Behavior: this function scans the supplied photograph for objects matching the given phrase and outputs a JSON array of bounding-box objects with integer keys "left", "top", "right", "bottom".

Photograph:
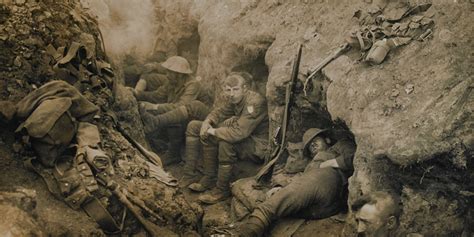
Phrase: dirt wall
[{"left": 151, "top": 0, "right": 473, "bottom": 235}]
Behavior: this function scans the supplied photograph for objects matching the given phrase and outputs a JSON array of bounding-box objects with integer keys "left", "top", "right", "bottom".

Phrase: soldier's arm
[
  {"left": 333, "top": 139, "right": 356, "bottom": 172},
  {"left": 213, "top": 99, "right": 267, "bottom": 143},
  {"left": 135, "top": 85, "right": 168, "bottom": 103},
  {"left": 175, "top": 81, "right": 200, "bottom": 106},
  {"left": 205, "top": 100, "right": 234, "bottom": 126}
]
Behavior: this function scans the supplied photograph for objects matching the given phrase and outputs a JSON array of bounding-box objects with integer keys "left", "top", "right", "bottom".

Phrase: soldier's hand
[
  {"left": 127, "top": 87, "right": 137, "bottom": 97},
  {"left": 139, "top": 101, "right": 158, "bottom": 111},
  {"left": 200, "top": 121, "right": 211, "bottom": 140},
  {"left": 319, "top": 159, "right": 339, "bottom": 168}
]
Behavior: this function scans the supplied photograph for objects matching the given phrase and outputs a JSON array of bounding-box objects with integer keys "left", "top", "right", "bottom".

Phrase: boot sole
[{"left": 188, "top": 184, "right": 215, "bottom": 193}]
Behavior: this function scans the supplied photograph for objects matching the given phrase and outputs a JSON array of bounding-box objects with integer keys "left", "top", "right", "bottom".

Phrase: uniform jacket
[
  {"left": 206, "top": 90, "right": 269, "bottom": 156},
  {"left": 311, "top": 137, "right": 356, "bottom": 183},
  {"left": 136, "top": 78, "right": 204, "bottom": 106}
]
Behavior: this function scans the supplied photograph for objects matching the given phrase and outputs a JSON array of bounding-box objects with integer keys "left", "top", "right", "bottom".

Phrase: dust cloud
[{"left": 80, "top": 0, "right": 158, "bottom": 60}]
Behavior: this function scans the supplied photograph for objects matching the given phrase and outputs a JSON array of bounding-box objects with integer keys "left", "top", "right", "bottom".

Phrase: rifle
[
  {"left": 96, "top": 175, "right": 171, "bottom": 236},
  {"left": 254, "top": 44, "right": 303, "bottom": 183},
  {"left": 115, "top": 123, "right": 163, "bottom": 167},
  {"left": 105, "top": 111, "right": 163, "bottom": 167},
  {"left": 303, "top": 43, "right": 351, "bottom": 96}
]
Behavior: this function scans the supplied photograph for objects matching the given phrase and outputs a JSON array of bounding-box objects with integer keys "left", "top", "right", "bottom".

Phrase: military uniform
[
  {"left": 185, "top": 90, "right": 268, "bottom": 204},
  {"left": 133, "top": 73, "right": 169, "bottom": 104},
  {"left": 136, "top": 56, "right": 210, "bottom": 165},
  {"left": 241, "top": 135, "right": 356, "bottom": 236},
  {"left": 188, "top": 90, "right": 268, "bottom": 160}
]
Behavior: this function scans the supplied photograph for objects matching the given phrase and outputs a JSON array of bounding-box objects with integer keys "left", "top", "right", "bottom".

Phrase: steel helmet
[
  {"left": 302, "top": 128, "right": 328, "bottom": 156},
  {"left": 161, "top": 56, "right": 192, "bottom": 74}
]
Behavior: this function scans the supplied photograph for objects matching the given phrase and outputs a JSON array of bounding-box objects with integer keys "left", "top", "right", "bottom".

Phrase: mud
[{"left": 0, "top": 0, "right": 472, "bottom": 236}]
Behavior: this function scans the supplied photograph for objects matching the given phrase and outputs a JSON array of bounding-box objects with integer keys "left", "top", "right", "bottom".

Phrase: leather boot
[
  {"left": 198, "top": 164, "right": 232, "bottom": 204},
  {"left": 236, "top": 216, "right": 266, "bottom": 237},
  {"left": 161, "top": 126, "right": 184, "bottom": 166},
  {"left": 180, "top": 137, "right": 201, "bottom": 187},
  {"left": 188, "top": 146, "right": 217, "bottom": 192}
]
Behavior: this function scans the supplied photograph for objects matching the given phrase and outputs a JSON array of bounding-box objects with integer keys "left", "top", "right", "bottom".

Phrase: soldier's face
[
  {"left": 167, "top": 70, "right": 181, "bottom": 85},
  {"left": 224, "top": 82, "right": 247, "bottom": 104},
  {"left": 355, "top": 204, "right": 391, "bottom": 237},
  {"left": 309, "top": 137, "right": 328, "bottom": 156}
]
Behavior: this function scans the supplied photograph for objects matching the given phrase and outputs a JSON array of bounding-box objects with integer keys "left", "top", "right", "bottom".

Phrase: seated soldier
[
  {"left": 182, "top": 72, "right": 269, "bottom": 204},
  {"left": 132, "top": 63, "right": 169, "bottom": 103},
  {"left": 238, "top": 128, "right": 356, "bottom": 236},
  {"left": 351, "top": 191, "right": 401, "bottom": 237},
  {"left": 136, "top": 56, "right": 210, "bottom": 165}
]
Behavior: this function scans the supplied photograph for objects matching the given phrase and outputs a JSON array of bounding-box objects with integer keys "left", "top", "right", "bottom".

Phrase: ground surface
[{"left": 0, "top": 0, "right": 472, "bottom": 236}]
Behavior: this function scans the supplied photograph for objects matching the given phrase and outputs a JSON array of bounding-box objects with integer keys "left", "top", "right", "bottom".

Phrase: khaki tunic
[{"left": 206, "top": 90, "right": 269, "bottom": 158}]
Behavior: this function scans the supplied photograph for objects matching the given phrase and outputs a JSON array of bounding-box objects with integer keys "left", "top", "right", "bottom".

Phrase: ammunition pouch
[{"left": 53, "top": 150, "right": 99, "bottom": 210}]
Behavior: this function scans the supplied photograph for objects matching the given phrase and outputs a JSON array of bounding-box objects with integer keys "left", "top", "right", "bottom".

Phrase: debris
[
  {"left": 391, "top": 89, "right": 400, "bottom": 98},
  {"left": 418, "top": 29, "right": 433, "bottom": 41},
  {"left": 12, "top": 142, "right": 22, "bottom": 153},
  {"left": 13, "top": 56, "right": 22, "bottom": 67},
  {"left": 0, "top": 101, "right": 16, "bottom": 122},
  {"left": 405, "top": 84, "right": 414, "bottom": 94}
]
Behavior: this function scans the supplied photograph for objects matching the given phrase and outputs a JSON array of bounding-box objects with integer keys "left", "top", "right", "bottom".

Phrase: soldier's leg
[
  {"left": 240, "top": 168, "right": 343, "bottom": 236},
  {"left": 198, "top": 140, "right": 238, "bottom": 204},
  {"left": 134, "top": 78, "right": 147, "bottom": 92},
  {"left": 181, "top": 120, "right": 203, "bottom": 187},
  {"left": 188, "top": 138, "right": 219, "bottom": 192},
  {"left": 142, "top": 101, "right": 209, "bottom": 132},
  {"left": 162, "top": 125, "right": 185, "bottom": 166},
  {"left": 237, "top": 137, "right": 265, "bottom": 164}
]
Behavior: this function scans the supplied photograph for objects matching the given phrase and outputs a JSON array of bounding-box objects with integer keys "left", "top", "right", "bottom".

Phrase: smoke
[{"left": 81, "top": 0, "right": 158, "bottom": 61}]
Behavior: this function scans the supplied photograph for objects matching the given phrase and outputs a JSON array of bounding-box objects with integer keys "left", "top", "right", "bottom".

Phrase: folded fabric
[{"left": 16, "top": 80, "right": 99, "bottom": 121}]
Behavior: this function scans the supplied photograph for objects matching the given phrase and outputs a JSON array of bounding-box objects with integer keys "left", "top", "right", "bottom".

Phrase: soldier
[
  {"left": 132, "top": 62, "right": 169, "bottom": 103},
  {"left": 351, "top": 191, "right": 401, "bottom": 237},
  {"left": 182, "top": 72, "right": 269, "bottom": 204},
  {"left": 238, "top": 128, "right": 356, "bottom": 236},
  {"left": 137, "top": 56, "right": 210, "bottom": 165}
]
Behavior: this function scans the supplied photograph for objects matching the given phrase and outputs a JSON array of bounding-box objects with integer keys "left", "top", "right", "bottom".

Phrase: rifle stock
[{"left": 255, "top": 44, "right": 302, "bottom": 182}]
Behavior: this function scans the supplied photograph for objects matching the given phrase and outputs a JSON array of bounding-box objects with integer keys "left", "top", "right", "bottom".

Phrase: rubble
[
  {"left": 0, "top": 0, "right": 471, "bottom": 236},
  {"left": 0, "top": 1, "right": 200, "bottom": 235}
]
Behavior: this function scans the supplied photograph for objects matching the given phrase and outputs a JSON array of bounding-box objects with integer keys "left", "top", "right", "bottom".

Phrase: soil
[{"left": 0, "top": 0, "right": 472, "bottom": 236}]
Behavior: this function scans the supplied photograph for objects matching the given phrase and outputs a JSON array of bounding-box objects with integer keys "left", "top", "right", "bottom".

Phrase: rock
[
  {"left": 0, "top": 100, "right": 16, "bottom": 122},
  {"left": 321, "top": 55, "right": 353, "bottom": 82},
  {"left": 390, "top": 89, "right": 400, "bottom": 98},
  {"left": 202, "top": 202, "right": 231, "bottom": 232},
  {"left": 0, "top": 188, "right": 44, "bottom": 236},
  {"left": 13, "top": 55, "right": 22, "bottom": 67},
  {"left": 14, "top": 0, "right": 25, "bottom": 5},
  {"left": 405, "top": 84, "right": 414, "bottom": 94}
]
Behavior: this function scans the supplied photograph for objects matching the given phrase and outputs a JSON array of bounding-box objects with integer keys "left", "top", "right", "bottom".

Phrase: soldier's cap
[
  {"left": 302, "top": 128, "right": 329, "bottom": 156},
  {"left": 161, "top": 56, "right": 192, "bottom": 74}
]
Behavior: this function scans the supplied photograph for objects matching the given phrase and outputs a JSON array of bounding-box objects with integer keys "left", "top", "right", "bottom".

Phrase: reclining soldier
[
  {"left": 182, "top": 72, "right": 269, "bottom": 204},
  {"left": 136, "top": 56, "right": 210, "bottom": 165},
  {"left": 238, "top": 128, "right": 356, "bottom": 236}
]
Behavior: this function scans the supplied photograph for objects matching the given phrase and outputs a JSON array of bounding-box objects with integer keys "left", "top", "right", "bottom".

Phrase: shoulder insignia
[{"left": 247, "top": 105, "right": 254, "bottom": 114}]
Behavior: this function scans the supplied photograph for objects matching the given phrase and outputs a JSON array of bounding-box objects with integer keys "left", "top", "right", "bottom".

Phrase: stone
[
  {"left": 405, "top": 84, "right": 414, "bottom": 94},
  {"left": 13, "top": 55, "right": 22, "bottom": 67},
  {"left": 0, "top": 101, "right": 16, "bottom": 122},
  {"left": 0, "top": 188, "right": 44, "bottom": 236},
  {"left": 14, "top": 0, "right": 25, "bottom": 5},
  {"left": 321, "top": 55, "right": 353, "bottom": 83},
  {"left": 202, "top": 202, "right": 231, "bottom": 229}
]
